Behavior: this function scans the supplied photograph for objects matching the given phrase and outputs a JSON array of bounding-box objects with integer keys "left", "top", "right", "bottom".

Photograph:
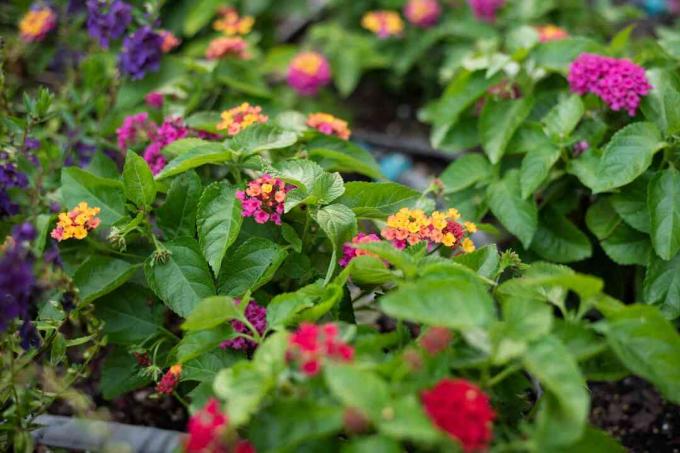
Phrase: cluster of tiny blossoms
[
  {"left": 19, "top": 4, "right": 57, "bottom": 42},
  {"left": 185, "top": 398, "right": 255, "bottom": 453},
  {"left": 286, "top": 323, "right": 354, "bottom": 376},
  {"left": 468, "top": 0, "right": 505, "bottom": 22},
  {"left": 421, "top": 379, "right": 495, "bottom": 452},
  {"left": 382, "top": 208, "right": 477, "bottom": 251},
  {"left": 361, "top": 11, "right": 404, "bottom": 38},
  {"left": 50, "top": 202, "right": 101, "bottom": 242},
  {"left": 237, "top": 174, "right": 293, "bottom": 225},
  {"left": 159, "top": 30, "right": 180, "bottom": 53},
  {"left": 213, "top": 7, "right": 254, "bottom": 36},
  {"left": 206, "top": 37, "right": 250, "bottom": 60},
  {"left": 404, "top": 0, "right": 441, "bottom": 28},
  {"left": 306, "top": 113, "right": 351, "bottom": 140},
  {"left": 221, "top": 300, "right": 267, "bottom": 351},
  {"left": 217, "top": 103, "right": 268, "bottom": 136},
  {"left": 287, "top": 51, "right": 332, "bottom": 96},
  {"left": 535, "top": 24, "right": 568, "bottom": 42},
  {"left": 156, "top": 364, "right": 182, "bottom": 394},
  {"left": 339, "top": 233, "right": 381, "bottom": 267},
  {"left": 568, "top": 53, "right": 652, "bottom": 116}
]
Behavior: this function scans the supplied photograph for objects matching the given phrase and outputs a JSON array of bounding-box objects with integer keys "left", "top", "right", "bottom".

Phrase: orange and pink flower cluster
[
  {"left": 208, "top": 8, "right": 253, "bottom": 60},
  {"left": 19, "top": 5, "right": 57, "bottom": 42},
  {"left": 287, "top": 51, "right": 332, "bottom": 96},
  {"left": 382, "top": 207, "right": 477, "bottom": 251},
  {"left": 361, "top": 10, "right": 405, "bottom": 38},
  {"left": 236, "top": 174, "right": 293, "bottom": 226},
  {"left": 216, "top": 103, "right": 268, "bottom": 136},
  {"left": 50, "top": 202, "right": 101, "bottom": 242},
  {"left": 306, "top": 113, "right": 351, "bottom": 140},
  {"left": 286, "top": 323, "right": 354, "bottom": 376}
]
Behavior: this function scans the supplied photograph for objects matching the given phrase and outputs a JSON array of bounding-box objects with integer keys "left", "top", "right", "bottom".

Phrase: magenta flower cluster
[
  {"left": 468, "top": 0, "right": 505, "bottom": 22},
  {"left": 339, "top": 233, "right": 381, "bottom": 267},
  {"left": 287, "top": 52, "right": 332, "bottom": 96},
  {"left": 221, "top": 300, "right": 267, "bottom": 351},
  {"left": 568, "top": 53, "right": 652, "bottom": 116},
  {"left": 236, "top": 174, "right": 293, "bottom": 225}
]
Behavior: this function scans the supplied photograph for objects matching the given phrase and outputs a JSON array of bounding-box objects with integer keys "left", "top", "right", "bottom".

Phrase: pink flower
[
  {"left": 404, "top": 0, "right": 441, "bottom": 28},
  {"left": 339, "top": 233, "right": 381, "bottom": 267},
  {"left": 116, "top": 112, "right": 154, "bottom": 150},
  {"left": 145, "top": 91, "right": 164, "bottom": 108},
  {"left": 206, "top": 37, "right": 250, "bottom": 60},
  {"left": 237, "top": 174, "right": 294, "bottom": 225},
  {"left": 186, "top": 398, "right": 228, "bottom": 453},
  {"left": 568, "top": 53, "right": 651, "bottom": 116},
  {"left": 142, "top": 117, "right": 189, "bottom": 174},
  {"left": 221, "top": 300, "right": 267, "bottom": 351},
  {"left": 468, "top": 0, "right": 505, "bottom": 22},
  {"left": 158, "top": 30, "right": 180, "bottom": 53},
  {"left": 287, "top": 323, "right": 354, "bottom": 376},
  {"left": 287, "top": 51, "right": 331, "bottom": 96}
]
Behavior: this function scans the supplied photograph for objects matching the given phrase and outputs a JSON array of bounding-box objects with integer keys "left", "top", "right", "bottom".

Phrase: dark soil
[{"left": 590, "top": 377, "right": 680, "bottom": 452}]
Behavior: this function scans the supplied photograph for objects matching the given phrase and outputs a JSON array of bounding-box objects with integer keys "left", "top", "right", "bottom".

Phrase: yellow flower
[
  {"left": 464, "top": 221, "right": 478, "bottom": 234},
  {"left": 461, "top": 238, "right": 476, "bottom": 253},
  {"left": 50, "top": 202, "right": 101, "bottom": 242}
]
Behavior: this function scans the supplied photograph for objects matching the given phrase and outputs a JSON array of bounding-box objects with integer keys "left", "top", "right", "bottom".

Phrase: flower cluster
[
  {"left": 421, "top": 379, "right": 495, "bottom": 452},
  {"left": 361, "top": 11, "right": 404, "bottom": 38},
  {"left": 236, "top": 174, "right": 293, "bottom": 225},
  {"left": 306, "top": 113, "right": 351, "bottom": 140},
  {"left": 86, "top": 0, "right": 131, "bottom": 48},
  {"left": 536, "top": 25, "right": 568, "bottom": 42},
  {"left": 287, "top": 52, "right": 332, "bottom": 96},
  {"left": 119, "top": 26, "right": 164, "bottom": 80},
  {"left": 381, "top": 207, "right": 477, "bottom": 252},
  {"left": 213, "top": 7, "right": 254, "bottom": 36},
  {"left": 206, "top": 37, "right": 251, "bottom": 60},
  {"left": 159, "top": 30, "right": 180, "bottom": 53},
  {"left": 419, "top": 327, "right": 452, "bottom": 356},
  {"left": 404, "top": 0, "right": 441, "bottom": 28},
  {"left": 143, "top": 117, "right": 189, "bottom": 174},
  {"left": 339, "top": 233, "right": 381, "bottom": 267},
  {"left": 50, "top": 202, "right": 101, "bottom": 242},
  {"left": 217, "top": 103, "right": 268, "bottom": 136},
  {"left": 287, "top": 323, "right": 354, "bottom": 376},
  {"left": 117, "top": 112, "right": 154, "bottom": 149},
  {"left": 145, "top": 92, "right": 164, "bottom": 109},
  {"left": 185, "top": 398, "right": 256, "bottom": 453},
  {"left": 19, "top": 4, "right": 57, "bottom": 42},
  {"left": 468, "top": 0, "right": 505, "bottom": 22},
  {"left": 156, "top": 364, "right": 182, "bottom": 394},
  {"left": 221, "top": 300, "right": 267, "bottom": 351},
  {"left": 0, "top": 156, "right": 29, "bottom": 219},
  {"left": 568, "top": 53, "right": 652, "bottom": 116}
]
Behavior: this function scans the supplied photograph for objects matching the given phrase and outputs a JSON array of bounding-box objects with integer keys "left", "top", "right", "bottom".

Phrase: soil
[{"left": 590, "top": 377, "right": 680, "bottom": 452}]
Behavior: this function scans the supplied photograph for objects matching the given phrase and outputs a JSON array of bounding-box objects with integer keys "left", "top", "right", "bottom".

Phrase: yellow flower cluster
[
  {"left": 50, "top": 202, "right": 101, "bottom": 242},
  {"left": 213, "top": 7, "right": 254, "bottom": 36},
  {"left": 216, "top": 102, "right": 268, "bottom": 136},
  {"left": 381, "top": 208, "right": 476, "bottom": 253},
  {"left": 361, "top": 11, "right": 404, "bottom": 38},
  {"left": 306, "top": 113, "right": 351, "bottom": 140},
  {"left": 19, "top": 7, "right": 56, "bottom": 42}
]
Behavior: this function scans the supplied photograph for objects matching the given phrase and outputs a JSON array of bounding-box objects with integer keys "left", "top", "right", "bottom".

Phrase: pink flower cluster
[
  {"left": 116, "top": 112, "right": 154, "bottom": 150},
  {"left": 185, "top": 398, "right": 256, "bottom": 453},
  {"left": 286, "top": 323, "right": 354, "bottom": 376},
  {"left": 236, "top": 174, "right": 293, "bottom": 225},
  {"left": 339, "top": 233, "right": 381, "bottom": 267},
  {"left": 287, "top": 51, "right": 332, "bottom": 96},
  {"left": 404, "top": 0, "right": 441, "bottom": 28},
  {"left": 468, "top": 0, "right": 505, "bottom": 22},
  {"left": 568, "top": 53, "right": 652, "bottom": 116},
  {"left": 221, "top": 300, "right": 267, "bottom": 351},
  {"left": 145, "top": 91, "right": 164, "bottom": 108}
]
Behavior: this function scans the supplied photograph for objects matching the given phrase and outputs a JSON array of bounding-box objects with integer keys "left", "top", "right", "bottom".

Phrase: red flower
[
  {"left": 421, "top": 379, "right": 495, "bottom": 452},
  {"left": 156, "top": 364, "right": 182, "bottom": 395},
  {"left": 234, "top": 440, "right": 256, "bottom": 453},
  {"left": 287, "top": 323, "right": 354, "bottom": 375},
  {"left": 186, "top": 398, "right": 228, "bottom": 453}
]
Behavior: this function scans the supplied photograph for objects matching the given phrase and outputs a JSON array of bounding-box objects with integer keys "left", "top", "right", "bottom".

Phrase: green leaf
[
  {"left": 144, "top": 238, "right": 216, "bottom": 317},
  {"left": 554, "top": 427, "right": 625, "bottom": 453},
  {"left": 520, "top": 141, "right": 561, "bottom": 199},
  {"left": 185, "top": 113, "right": 222, "bottom": 135},
  {"left": 349, "top": 255, "right": 395, "bottom": 286},
  {"left": 452, "top": 244, "right": 499, "bottom": 278},
  {"left": 182, "top": 296, "right": 239, "bottom": 331},
  {"left": 266, "top": 290, "right": 315, "bottom": 330},
  {"left": 183, "top": 0, "right": 228, "bottom": 36},
  {"left": 493, "top": 295, "right": 553, "bottom": 364},
  {"left": 253, "top": 331, "right": 289, "bottom": 376},
  {"left": 335, "top": 182, "right": 420, "bottom": 219},
  {"left": 597, "top": 303, "right": 680, "bottom": 404},
  {"left": 162, "top": 138, "right": 213, "bottom": 157},
  {"left": 196, "top": 181, "right": 243, "bottom": 275},
  {"left": 217, "top": 237, "right": 287, "bottom": 296},
  {"left": 523, "top": 335, "right": 588, "bottom": 448},
  {"left": 122, "top": 152, "right": 156, "bottom": 208},
  {"left": 307, "top": 135, "right": 382, "bottom": 180},
  {"left": 530, "top": 208, "right": 592, "bottom": 263},
  {"left": 325, "top": 364, "right": 390, "bottom": 421},
  {"left": 594, "top": 122, "right": 664, "bottom": 193},
  {"left": 281, "top": 223, "right": 302, "bottom": 253},
  {"left": 230, "top": 124, "right": 297, "bottom": 155},
  {"left": 354, "top": 241, "right": 418, "bottom": 278},
  {"left": 61, "top": 167, "right": 126, "bottom": 226},
  {"left": 341, "top": 436, "right": 402, "bottom": 453},
  {"left": 114, "top": 57, "right": 185, "bottom": 110},
  {"left": 480, "top": 97, "right": 534, "bottom": 164},
  {"left": 215, "top": 59, "right": 271, "bottom": 98},
  {"left": 315, "top": 203, "right": 357, "bottom": 257},
  {"left": 94, "top": 284, "right": 163, "bottom": 344},
  {"left": 610, "top": 175, "right": 651, "bottom": 233},
  {"left": 487, "top": 170, "right": 538, "bottom": 248},
  {"left": 213, "top": 361, "right": 271, "bottom": 425},
  {"left": 182, "top": 349, "right": 240, "bottom": 383},
  {"left": 155, "top": 143, "right": 232, "bottom": 180},
  {"left": 100, "top": 348, "right": 150, "bottom": 400},
  {"left": 377, "top": 395, "right": 444, "bottom": 444},
  {"left": 567, "top": 147, "right": 601, "bottom": 190},
  {"left": 648, "top": 167, "right": 680, "bottom": 260},
  {"left": 86, "top": 151, "right": 119, "bottom": 179},
  {"left": 157, "top": 171, "right": 203, "bottom": 239},
  {"left": 542, "top": 95, "right": 584, "bottom": 141},
  {"left": 641, "top": 68, "right": 680, "bottom": 135},
  {"left": 439, "top": 153, "right": 492, "bottom": 193},
  {"left": 73, "top": 256, "right": 139, "bottom": 303},
  {"left": 534, "top": 37, "right": 603, "bottom": 71},
  {"left": 380, "top": 276, "right": 495, "bottom": 330},
  {"left": 177, "top": 325, "right": 232, "bottom": 363},
  {"left": 644, "top": 254, "right": 680, "bottom": 319}
]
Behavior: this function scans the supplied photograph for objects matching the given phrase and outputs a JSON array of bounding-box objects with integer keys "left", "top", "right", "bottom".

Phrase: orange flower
[
  {"left": 306, "top": 113, "right": 351, "bottom": 140},
  {"left": 50, "top": 202, "right": 101, "bottom": 242},
  {"left": 536, "top": 25, "right": 568, "bottom": 43},
  {"left": 361, "top": 11, "right": 404, "bottom": 38},
  {"left": 216, "top": 103, "right": 268, "bottom": 136},
  {"left": 205, "top": 37, "right": 250, "bottom": 60},
  {"left": 213, "top": 7, "right": 254, "bottom": 36}
]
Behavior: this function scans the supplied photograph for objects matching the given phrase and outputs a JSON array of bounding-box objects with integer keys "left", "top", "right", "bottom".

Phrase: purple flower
[
  {"left": 0, "top": 226, "right": 36, "bottom": 340},
  {"left": 119, "top": 26, "right": 164, "bottom": 80},
  {"left": 0, "top": 158, "right": 29, "bottom": 219},
  {"left": 86, "top": 0, "right": 132, "bottom": 49},
  {"left": 568, "top": 53, "right": 652, "bottom": 116},
  {"left": 221, "top": 300, "right": 267, "bottom": 351}
]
